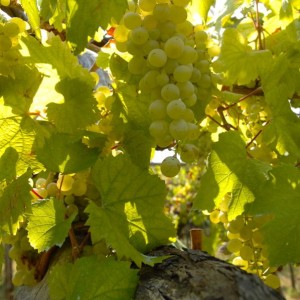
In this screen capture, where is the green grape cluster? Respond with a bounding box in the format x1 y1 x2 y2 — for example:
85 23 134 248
115 0 214 177
208 194 281 290
3 228 38 287
0 17 26 75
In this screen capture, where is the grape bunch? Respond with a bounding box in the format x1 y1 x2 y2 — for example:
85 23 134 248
4 228 39 286
208 194 281 290
114 0 214 177
0 17 26 75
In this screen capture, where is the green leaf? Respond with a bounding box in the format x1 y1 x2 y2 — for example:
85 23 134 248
0 148 18 182
49 256 138 300
0 112 42 175
0 65 42 115
247 165 300 265
193 131 271 220
86 154 176 267
26 198 76 252
218 28 272 85
40 0 67 32
0 171 32 235
96 50 112 69
123 128 152 169
66 0 127 54
47 78 99 133
19 36 94 112
189 0 215 23
36 132 99 173
20 0 41 39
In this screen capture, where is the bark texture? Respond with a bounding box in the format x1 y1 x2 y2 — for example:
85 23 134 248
15 246 285 300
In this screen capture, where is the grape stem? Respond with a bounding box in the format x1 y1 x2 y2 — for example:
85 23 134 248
35 246 58 281
31 188 43 200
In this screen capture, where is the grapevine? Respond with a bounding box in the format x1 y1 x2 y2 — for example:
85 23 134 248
0 0 299 299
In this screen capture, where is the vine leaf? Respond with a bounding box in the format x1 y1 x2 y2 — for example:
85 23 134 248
218 28 272 85
0 169 32 235
26 199 76 252
247 165 300 266
49 257 138 300
193 131 271 220
20 0 41 39
47 78 99 133
36 132 99 173
86 154 176 267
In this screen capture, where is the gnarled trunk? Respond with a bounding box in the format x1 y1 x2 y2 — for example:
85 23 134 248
15 246 285 300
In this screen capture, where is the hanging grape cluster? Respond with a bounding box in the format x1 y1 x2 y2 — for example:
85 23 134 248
114 0 214 177
0 16 26 75
208 194 281 290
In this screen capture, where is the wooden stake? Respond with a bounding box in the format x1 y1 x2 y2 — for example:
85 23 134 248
190 228 202 250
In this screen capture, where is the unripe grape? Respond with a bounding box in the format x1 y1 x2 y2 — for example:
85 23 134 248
130 26 149 45
226 238 242 253
72 180 87 196
128 56 147 74
65 204 78 218
149 99 167 120
138 0 156 12
143 39 160 55
183 108 195 122
163 59 178 74
127 40 144 56
169 5 187 24
164 36 185 59
57 174 74 192
64 194 75 205
156 71 169 86
195 30 208 44
252 230 264 247
172 0 190 7
10 17 26 33
155 134 173 148
160 156 181 177
123 12 142 29
197 59 210 73
227 216 244 234
209 210 220 224
179 143 199 163
36 188 48 199
184 93 197 107
142 15 157 30
169 119 189 140
153 3 171 22
178 45 198 64
47 182 58 197
197 73 211 88
0 35 12 51
232 256 248 270
177 81 195 99
173 65 192 82
240 245 254 261
158 21 176 41
264 274 281 290
149 120 169 138
161 83 180 101
35 177 47 188
148 48 167 68
1 0 10 6
239 225 252 241
176 21 193 37
12 270 26 286
167 99 186 119
187 122 200 140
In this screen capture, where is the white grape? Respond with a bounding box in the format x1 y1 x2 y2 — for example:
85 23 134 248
149 99 167 120
161 83 180 101
123 12 142 29
167 99 186 119
148 48 167 68
169 119 189 140
164 36 185 59
160 156 181 177
149 120 169 138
